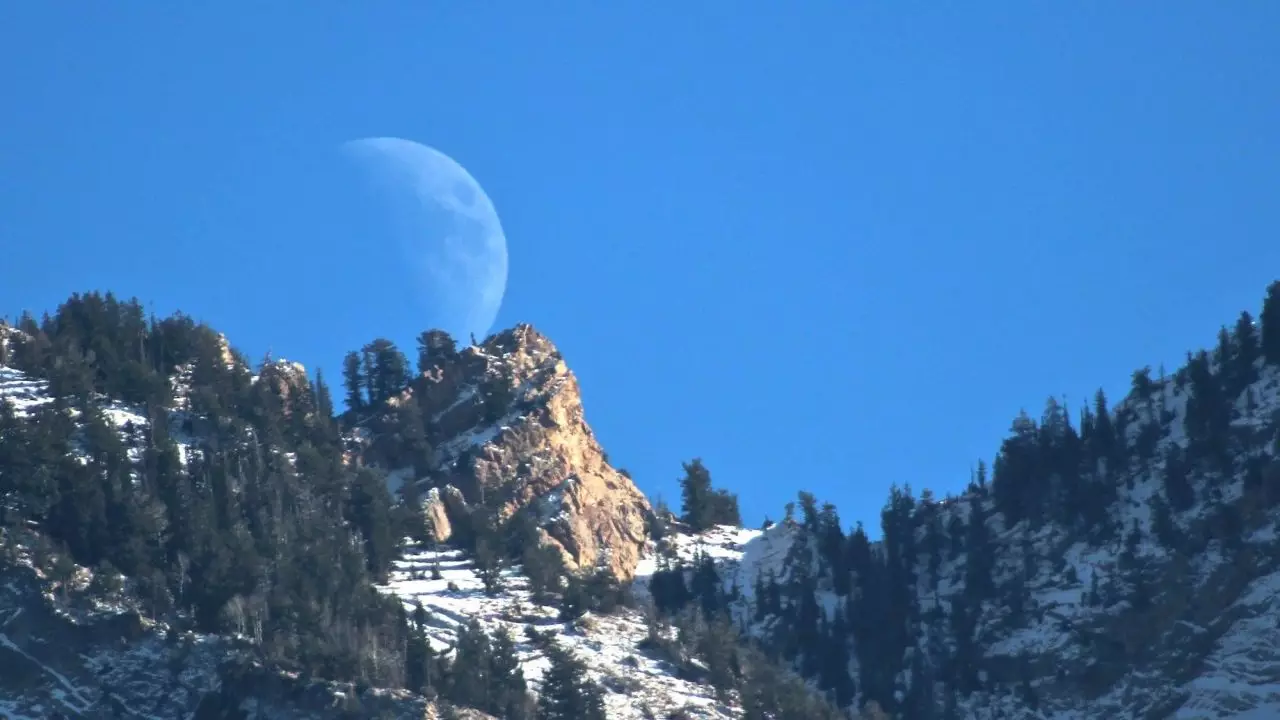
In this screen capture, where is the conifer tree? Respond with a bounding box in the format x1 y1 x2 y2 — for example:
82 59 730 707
342 350 364 412
679 458 741 531
489 627 533 719
416 329 457 375
1262 280 1280 364
1162 446 1195 512
473 526 506 597
523 542 567 604
1130 366 1155 404
536 642 606 720
449 619 493 710
406 627 438 696
964 498 994 600
348 468 397 579
1234 311 1260 389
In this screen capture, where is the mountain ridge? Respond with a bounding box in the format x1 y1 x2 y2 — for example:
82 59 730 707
1 283 1280 718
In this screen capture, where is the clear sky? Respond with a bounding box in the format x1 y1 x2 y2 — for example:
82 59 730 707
3 5 1278 534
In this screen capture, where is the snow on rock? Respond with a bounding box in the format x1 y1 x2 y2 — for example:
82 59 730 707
0 366 52 417
0 363 198 469
378 540 738 719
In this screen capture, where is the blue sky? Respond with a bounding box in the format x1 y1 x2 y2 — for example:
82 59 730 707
3 5 1278 534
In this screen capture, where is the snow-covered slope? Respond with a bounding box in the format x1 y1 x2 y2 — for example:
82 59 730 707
378 540 739 719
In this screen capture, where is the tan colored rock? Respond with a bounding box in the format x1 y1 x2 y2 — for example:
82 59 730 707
422 487 453 543
257 358 312 419
411 324 652 580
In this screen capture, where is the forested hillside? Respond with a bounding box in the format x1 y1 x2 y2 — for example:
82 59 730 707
3 281 1280 719
642 281 1280 718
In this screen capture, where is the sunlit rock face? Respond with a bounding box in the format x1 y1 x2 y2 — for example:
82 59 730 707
373 324 652 580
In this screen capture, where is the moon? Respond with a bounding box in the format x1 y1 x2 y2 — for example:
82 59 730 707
343 137 508 343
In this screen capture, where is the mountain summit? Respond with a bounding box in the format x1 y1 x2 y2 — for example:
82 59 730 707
350 323 652 580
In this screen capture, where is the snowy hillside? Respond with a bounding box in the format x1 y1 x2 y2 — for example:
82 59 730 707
377 540 739 719
636 358 1280 719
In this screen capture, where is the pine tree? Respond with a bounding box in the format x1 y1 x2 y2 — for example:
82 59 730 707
679 458 740 531
489 627 533 719
536 642 606 720
690 551 724 618
1162 445 1195 512
347 468 397 579
964 498 994 600
473 516 506 597
449 619 493 709
406 627 438 696
1234 311 1260 389
523 542 567 604
1092 389 1115 463
416 329 457 375
361 339 410 405
1130 366 1155 404
1151 495 1181 550
1262 280 1280 364
342 350 365 413
699 613 740 701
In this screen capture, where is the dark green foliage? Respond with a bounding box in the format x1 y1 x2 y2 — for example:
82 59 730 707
0 293 415 687
739 645 845 720
1233 312 1260 391
1184 349 1232 465
489 627 535 719
474 538 506 596
678 458 741 531
364 393 432 477
964 497 994 601
361 339 411 407
648 496 673 541
699 612 741 701
405 623 440 697
416 329 457 375
342 351 364 412
649 565 692 616
448 619 493 709
536 642 606 720
348 468 398 580
523 541 567 604
1263 280 1280 364
1151 495 1180 550
445 619 533 718
559 566 626 620
1130 366 1155 403
1163 445 1195 511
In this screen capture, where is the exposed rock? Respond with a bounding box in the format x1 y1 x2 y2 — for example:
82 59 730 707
257 358 313 419
401 324 652 580
423 486 455 542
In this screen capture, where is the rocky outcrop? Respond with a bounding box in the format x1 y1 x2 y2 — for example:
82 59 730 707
405 324 652 580
422 485 472 543
256 358 314 419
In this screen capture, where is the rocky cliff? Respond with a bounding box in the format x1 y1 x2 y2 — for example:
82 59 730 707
361 324 652 581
